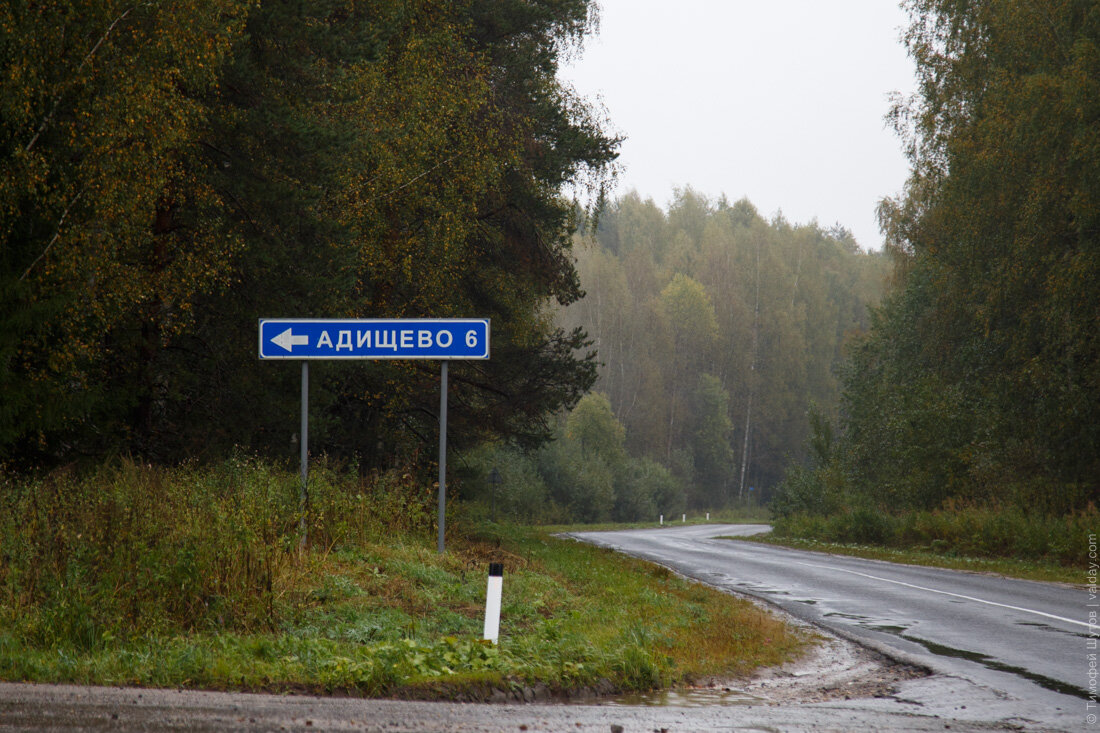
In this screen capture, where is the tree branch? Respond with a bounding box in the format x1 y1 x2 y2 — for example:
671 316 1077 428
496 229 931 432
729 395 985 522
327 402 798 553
24 7 134 155
378 152 464 199
20 189 84 281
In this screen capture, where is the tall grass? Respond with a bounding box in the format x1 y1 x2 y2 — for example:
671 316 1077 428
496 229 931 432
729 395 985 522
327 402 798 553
772 502 1095 567
0 457 434 649
0 459 808 697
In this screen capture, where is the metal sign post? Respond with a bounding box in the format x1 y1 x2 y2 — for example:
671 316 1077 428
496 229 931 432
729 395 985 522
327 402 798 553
259 318 489 554
438 361 448 554
300 361 309 549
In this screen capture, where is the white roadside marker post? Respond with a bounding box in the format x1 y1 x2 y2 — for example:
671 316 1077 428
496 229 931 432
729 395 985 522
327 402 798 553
484 562 503 644
659 514 663 526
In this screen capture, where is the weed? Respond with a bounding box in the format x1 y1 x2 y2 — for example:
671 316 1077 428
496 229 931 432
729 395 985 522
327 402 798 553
0 460 809 697
772 503 1095 569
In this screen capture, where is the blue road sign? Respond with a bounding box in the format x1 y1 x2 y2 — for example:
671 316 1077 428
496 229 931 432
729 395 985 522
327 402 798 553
258 318 490 360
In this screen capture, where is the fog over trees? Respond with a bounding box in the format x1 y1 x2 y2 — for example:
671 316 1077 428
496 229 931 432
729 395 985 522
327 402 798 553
556 190 889 509
6 0 1092 535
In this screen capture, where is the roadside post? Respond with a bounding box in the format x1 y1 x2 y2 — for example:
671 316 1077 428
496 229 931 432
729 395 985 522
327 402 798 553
483 562 504 644
259 318 490 552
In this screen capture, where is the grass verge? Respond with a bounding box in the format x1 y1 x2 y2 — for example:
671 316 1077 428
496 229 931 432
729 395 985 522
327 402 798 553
765 505 1092 585
733 534 1079 585
0 460 808 699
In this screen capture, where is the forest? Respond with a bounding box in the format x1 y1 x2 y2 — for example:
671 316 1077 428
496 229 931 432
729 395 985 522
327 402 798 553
467 0 1100 535
2 0 1097 537
0 0 616 471
0 0 893 528
461 193 889 522
2 0 1094 704
771 0 1099 555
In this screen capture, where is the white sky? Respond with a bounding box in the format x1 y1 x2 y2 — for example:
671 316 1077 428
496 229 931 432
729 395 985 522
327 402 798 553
560 0 917 251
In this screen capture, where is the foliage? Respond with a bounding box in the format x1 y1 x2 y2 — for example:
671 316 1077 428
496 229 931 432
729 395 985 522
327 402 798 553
772 503 1096 568
458 442 561 523
558 189 889 504
537 430 616 522
791 0 1100 520
460 393 686 524
613 457 683 522
0 461 806 696
689 373 736 507
0 0 617 468
0 457 438 646
564 391 625 462
0 0 250 457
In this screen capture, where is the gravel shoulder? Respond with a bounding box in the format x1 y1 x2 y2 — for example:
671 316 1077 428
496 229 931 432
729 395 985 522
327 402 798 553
0 676 1017 732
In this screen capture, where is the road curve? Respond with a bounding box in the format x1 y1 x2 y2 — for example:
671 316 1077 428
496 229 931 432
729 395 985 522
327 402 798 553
568 523 1088 732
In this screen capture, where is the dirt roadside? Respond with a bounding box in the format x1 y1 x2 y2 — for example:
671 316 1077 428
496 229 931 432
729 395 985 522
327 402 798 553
738 610 929 704
0 619 1014 732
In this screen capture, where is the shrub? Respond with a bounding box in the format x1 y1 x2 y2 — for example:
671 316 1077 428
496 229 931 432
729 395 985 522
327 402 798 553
772 501 1097 567
456 443 560 523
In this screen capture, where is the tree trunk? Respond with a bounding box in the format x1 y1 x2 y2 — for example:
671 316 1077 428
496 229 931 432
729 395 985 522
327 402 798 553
738 237 761 501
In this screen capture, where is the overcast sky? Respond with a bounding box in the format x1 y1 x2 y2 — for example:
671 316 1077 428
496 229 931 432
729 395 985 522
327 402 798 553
560 0 917 251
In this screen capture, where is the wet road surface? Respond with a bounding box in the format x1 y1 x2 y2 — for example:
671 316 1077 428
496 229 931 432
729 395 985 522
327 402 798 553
569 524 1089 731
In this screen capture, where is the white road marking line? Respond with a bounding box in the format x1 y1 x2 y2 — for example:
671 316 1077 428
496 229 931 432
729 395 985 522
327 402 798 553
793 560 1088 629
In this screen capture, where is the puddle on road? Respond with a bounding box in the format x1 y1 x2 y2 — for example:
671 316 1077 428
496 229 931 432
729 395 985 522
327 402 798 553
823 611 911 635
816 610 1086 699
1016 620 1090 639
900 634 1089 700
602 687 764 707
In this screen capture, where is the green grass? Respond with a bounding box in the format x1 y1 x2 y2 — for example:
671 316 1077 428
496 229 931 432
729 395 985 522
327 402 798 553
0 460 809 699
733 534 1079 585
767 504 1092 584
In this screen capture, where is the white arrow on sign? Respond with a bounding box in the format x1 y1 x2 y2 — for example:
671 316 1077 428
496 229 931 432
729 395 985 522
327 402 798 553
271 328 309 352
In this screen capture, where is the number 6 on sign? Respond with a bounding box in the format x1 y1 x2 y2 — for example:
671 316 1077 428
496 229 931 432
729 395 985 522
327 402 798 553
258 318 489 360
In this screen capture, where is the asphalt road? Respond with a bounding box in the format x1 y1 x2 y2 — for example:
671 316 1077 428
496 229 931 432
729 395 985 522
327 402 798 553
569 523 1091 731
